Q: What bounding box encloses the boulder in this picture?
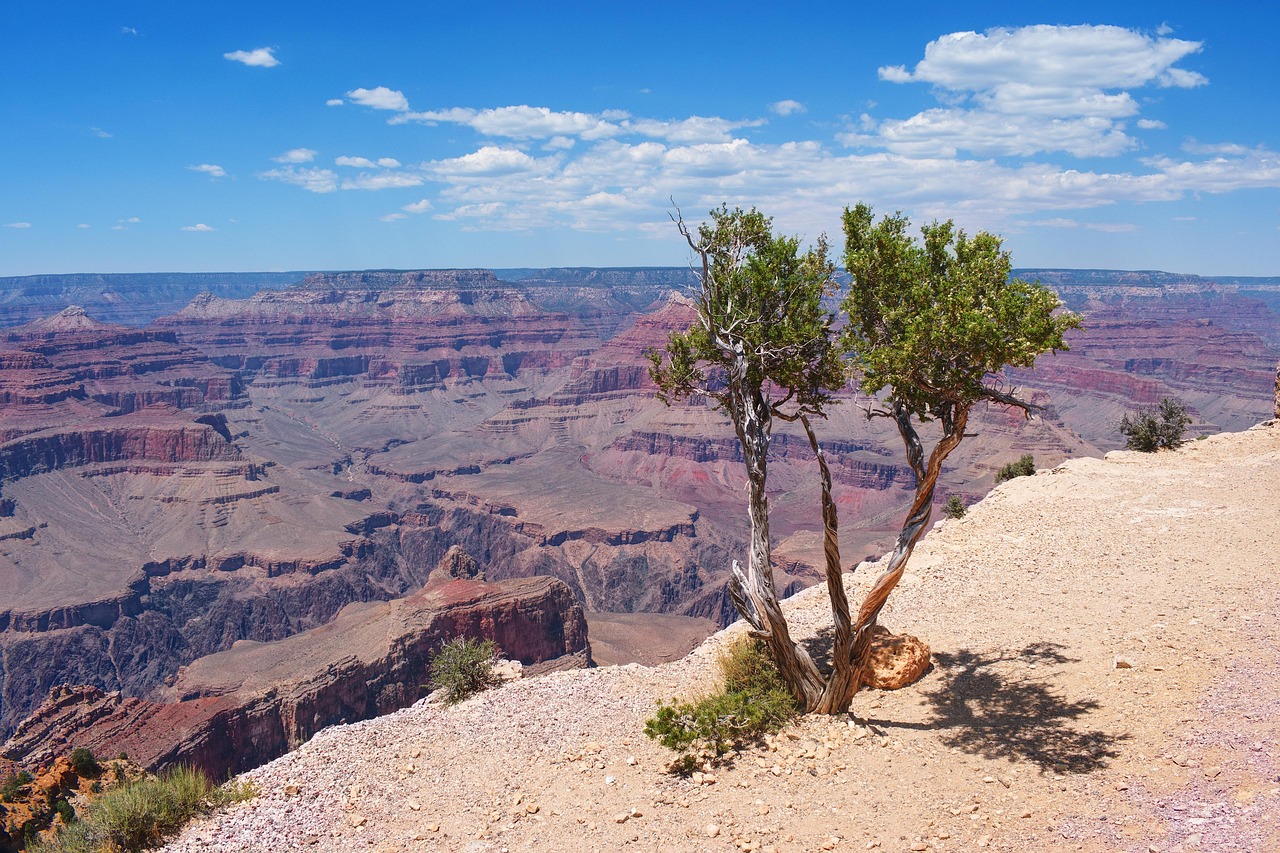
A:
[864,626,931,690]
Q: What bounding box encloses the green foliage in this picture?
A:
[644,638,799,771]
[68,747,101,779]
[840,203,1080,421]
[1119,397,1192,452]
[943,495,967,519]
[28,765,255,853]
[1,769,33,802]
[647,206,845,419]
[52,797,76,825]
[429,636,501,705]
[995,454,1036,483]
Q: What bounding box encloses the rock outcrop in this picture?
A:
[2,572,589,780]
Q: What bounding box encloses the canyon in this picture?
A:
[0,267,1276,772]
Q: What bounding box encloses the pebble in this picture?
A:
[706,824,721,838]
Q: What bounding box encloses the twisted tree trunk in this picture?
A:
[845,402,970,690]
[726,384,825,707]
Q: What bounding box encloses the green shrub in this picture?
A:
[943,495,966,519]
[429,636,501,705]
[644,638,799,772]
[1,769,33,802]
[1119,397,1192,452]
[29,765,253,853]
[995,454,1036,483]
[53,797,76,825]
[69,748,101,779]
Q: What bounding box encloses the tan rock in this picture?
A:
[864,626,931,689]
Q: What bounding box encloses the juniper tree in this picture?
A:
[647,206,846,708]
[835,203,1081,707]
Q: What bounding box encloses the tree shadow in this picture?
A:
[868,642,1127,773]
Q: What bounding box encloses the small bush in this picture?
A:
[29,765,254,853]
[429,636,501,705]
[943,495,966,519]
[645,638,799,772]
[1,769,33,802]
[1119,397,1191,452]
[995,454,1036,483]
[53,797,76,825]
[69,747,101,778]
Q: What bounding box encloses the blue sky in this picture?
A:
[4,2,1279,276]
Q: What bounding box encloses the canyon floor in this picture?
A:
[161,423,1280,853]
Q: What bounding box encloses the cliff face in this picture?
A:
[2,573,589,780]
[1,267,1276,753]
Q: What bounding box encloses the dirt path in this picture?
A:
[163,423,1280,853]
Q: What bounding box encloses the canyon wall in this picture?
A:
[1,266,1276,756]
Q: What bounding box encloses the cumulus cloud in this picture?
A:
[346,87,410,111]
[402,199,433,213]
[770,99,806,116]
[1138,119,1168,130]
[224,47,279,68]
[181,223,215,232]
[879,25,1205,92]
[326,99,344,107]
[273,148,317,164]
[6,222,32,229]
[188,163,227,178]
[863,25,1207,159]
[335,156,377,168]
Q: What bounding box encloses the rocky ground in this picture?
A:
[162,423,1280,853]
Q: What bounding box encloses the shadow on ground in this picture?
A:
[866,642,1128,773]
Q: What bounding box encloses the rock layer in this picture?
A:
[2,573,589,780]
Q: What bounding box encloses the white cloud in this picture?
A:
[259,166,339,193]
[430,146,550,177]
[273,148,317,164]
[770,99,806,116]
[91,127,113,138]
[6,222,32,229]
[861,25,1207,159]
[340,173,423,190]
[623,116,764,144]
[335,156,377,168]
[846,110,1136,158]
[224,47,279,68]
[379,213,407,222]
[377,157,401,168]
[1138,119,1168,130]
[879,25,1204,92]
[395,105,622,140]
[326,98,344,107]
[545,136,576,151]
[181,223,215,232]
[111,225,125,230]
[125,217,141,223]
[402,199,433,213]
[78,223,90,229]
[121,26,138,36]
[188,163,227,178]
[346,86,410,111]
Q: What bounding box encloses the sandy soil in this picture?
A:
[162,423,1280,853]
